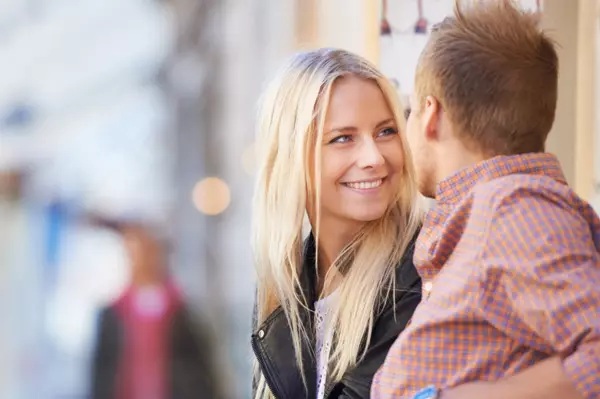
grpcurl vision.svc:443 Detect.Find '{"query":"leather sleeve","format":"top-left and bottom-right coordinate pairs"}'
top-left (331, 251), bottom-right (423, 398)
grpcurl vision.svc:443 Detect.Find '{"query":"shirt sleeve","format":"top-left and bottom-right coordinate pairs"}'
top-left (480, 187), bottom-right (600, 399)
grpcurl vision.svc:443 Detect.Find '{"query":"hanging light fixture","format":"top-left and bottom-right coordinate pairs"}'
top-left (414, 0), bottom-right (428, 34)
top-left (192, 177), bottom-right (231, 216)
top-left (380, 0), bottom-right (392, 36)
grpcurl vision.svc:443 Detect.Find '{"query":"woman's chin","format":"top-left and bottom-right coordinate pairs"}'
top-left (347, 209), bottom-right (387, 223)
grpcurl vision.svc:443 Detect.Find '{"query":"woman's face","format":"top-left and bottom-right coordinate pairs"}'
top-left (312, 75), bottom-right (404, 228)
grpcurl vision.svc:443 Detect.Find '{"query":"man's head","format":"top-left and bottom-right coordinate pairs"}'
top-left (406, 0), bottom-right (558, 198)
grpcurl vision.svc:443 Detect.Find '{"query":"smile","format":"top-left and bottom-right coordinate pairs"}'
top-left (343, 178), bottom-right (384, 190)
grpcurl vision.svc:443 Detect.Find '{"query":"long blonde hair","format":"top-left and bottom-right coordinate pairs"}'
top-left (252, 48), bottom-right (422, 397)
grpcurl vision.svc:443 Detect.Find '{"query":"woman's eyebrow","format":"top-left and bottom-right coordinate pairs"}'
top-left (374, 118), bottom-right (395, 129)
top-left (324, 117), bottom-right (396, 137)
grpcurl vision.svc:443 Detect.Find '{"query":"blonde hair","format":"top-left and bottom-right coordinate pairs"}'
top-left (252, 48), bottom-right (422, 397)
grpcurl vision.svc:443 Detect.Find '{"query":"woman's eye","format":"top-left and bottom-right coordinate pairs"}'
top-left (329, 135), bottom-right (352, 144)
top-left (378, 127), bottom-right (398, 137)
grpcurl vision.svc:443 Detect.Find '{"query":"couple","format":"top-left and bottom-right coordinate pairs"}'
top-left (251, 2), bottom-right (600, 399)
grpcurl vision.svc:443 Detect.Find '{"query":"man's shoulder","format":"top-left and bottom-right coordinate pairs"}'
top-left (469, 173), bottom-right (576, 212)
top-left (467, 173), bottom-right (600, 249)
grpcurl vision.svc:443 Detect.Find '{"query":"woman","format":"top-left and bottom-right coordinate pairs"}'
top-left (251, 48), bottom-right (423, 399)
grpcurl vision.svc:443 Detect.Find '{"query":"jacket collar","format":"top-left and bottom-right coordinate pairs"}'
top-left (300, 233), bottom-right (318, 306)
top-left (253, 228), bottom-right (420, 399)
top-left (300, 229), bottom-right (420, 302)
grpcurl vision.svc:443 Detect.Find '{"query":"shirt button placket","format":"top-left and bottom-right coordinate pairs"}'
top-left (423, 281), bottom-right (433, 300)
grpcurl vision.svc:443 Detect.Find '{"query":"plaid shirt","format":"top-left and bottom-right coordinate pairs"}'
top-left (372, 153), bottom-right (600, 399)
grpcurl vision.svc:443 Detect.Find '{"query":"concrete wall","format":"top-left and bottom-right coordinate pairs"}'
top-left (544, 0), bottom-right (598, 203)
top-left (295, 0), bottom-right (379, 63)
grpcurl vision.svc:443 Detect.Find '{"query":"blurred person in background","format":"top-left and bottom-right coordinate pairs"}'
top-left (90, 217), bottom-right (222, 399)
top-left (251, 48), bottom-right (423, 399)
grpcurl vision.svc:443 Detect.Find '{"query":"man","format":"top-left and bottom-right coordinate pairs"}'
top-left (90, 217), bottom-right (223, 399)
top-left (372, 1), bottom-right (600, 399)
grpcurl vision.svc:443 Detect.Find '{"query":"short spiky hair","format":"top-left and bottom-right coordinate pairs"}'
top-left (415, 0), bottom-right (558, 155)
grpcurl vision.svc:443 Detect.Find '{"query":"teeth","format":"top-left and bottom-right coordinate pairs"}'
top-left (346, 179), bottom-right (383, 190)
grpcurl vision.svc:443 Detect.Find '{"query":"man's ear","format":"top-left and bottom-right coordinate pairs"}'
top-left (423, 95), bottom-right (442, 142)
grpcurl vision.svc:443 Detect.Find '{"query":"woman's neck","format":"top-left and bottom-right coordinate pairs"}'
top-left (313, 216), bottom-right (363, 296)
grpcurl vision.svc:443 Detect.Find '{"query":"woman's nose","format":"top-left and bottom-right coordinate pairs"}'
top-left (355, 139), bottom-right (385, 169)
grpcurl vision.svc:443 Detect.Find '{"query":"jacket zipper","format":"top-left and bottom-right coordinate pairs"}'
top-left (251, 337), bottom-right (282, 399)
top-left (324, 381), bottom-right (335, 398)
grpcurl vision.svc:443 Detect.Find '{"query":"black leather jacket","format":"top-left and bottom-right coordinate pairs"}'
top-left (251, 231), bottom-right (422, 399)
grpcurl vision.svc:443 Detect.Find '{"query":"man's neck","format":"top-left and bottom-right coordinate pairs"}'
top-left (437, 144), bottom-right (487, 187)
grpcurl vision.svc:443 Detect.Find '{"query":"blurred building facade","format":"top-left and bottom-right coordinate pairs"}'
top-left (0, 0), bottom-right (174, 397)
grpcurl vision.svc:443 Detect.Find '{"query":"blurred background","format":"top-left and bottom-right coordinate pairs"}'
top-left (0, 0), bottom-right (597, 398)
